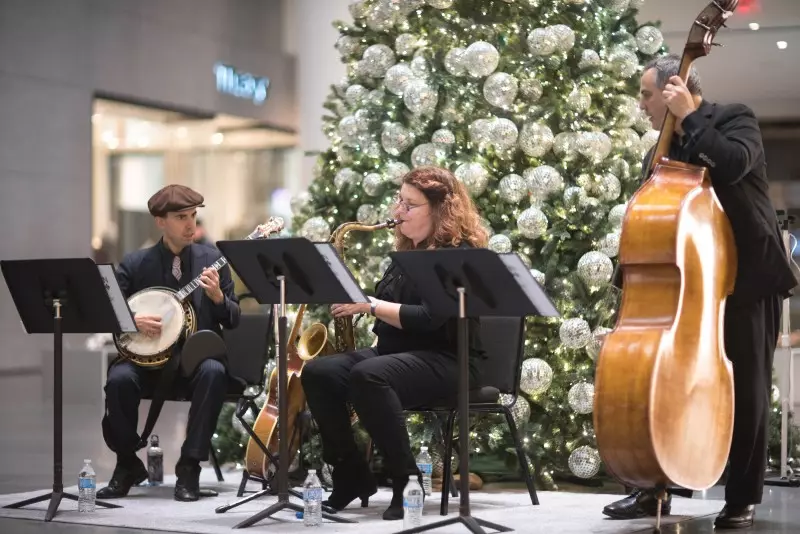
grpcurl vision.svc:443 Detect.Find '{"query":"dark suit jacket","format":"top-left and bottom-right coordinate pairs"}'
top-left (116, 241), bottom-right (241, 338)
top-left (626, 100), bottom-right (797, 302)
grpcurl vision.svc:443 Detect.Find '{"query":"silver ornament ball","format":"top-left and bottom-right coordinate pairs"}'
top-left (559, 318), bottom-right (592, 349)
top-left (577, 251), bottom-right (614, 286)
top-left (488, 234), bottom-right (512, 253)
top-left (517, 207), bottom-right (548, 239)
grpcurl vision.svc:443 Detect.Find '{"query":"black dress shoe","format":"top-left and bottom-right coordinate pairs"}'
top-left (714, 504), bottom-right (755, 529)
top-left (96, 458), bottom-right (148, 499)
top-left (321, 456), bottom-right (378, 511)
top-left (602, 489), bottom-right (671, 519)
top-left (174, 462), bottom-right (201, 502)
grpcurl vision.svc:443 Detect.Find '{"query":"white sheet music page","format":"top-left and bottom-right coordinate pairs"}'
top-left (314, 244), bottom-right (369, 303)
top-left (498, 253), bottom-right (559, 317)
top-left (96, 264), bottom-right (138, 332)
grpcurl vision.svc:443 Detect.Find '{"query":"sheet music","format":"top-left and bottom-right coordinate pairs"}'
top-left (498, 254), bottom-right (559, 317)
top-left (314, 244), bottom-right (369, 303)
top-left (96, 264), bottom-right (139, 333)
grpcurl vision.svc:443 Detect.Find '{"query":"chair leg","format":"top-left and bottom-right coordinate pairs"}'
top-left (431, 413), bottom-right (458, 498)
top-left (209, 440), bottom-right (224, 482)
top-left (503, 407), bottom-right (538, 505)
top-left (440, 410), bottom-right (457, 516)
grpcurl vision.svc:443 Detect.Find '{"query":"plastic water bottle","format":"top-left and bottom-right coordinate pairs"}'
top-left (147, 435), bottom-right (163, 486)
top-left (403, 474), bottom-right (424, 528)
top-left (416, 446), bottom-right (432, 496)
top-left (303, 469), bottom-right (323, 527)
top-left (78, 459), bottom-right (96, 513)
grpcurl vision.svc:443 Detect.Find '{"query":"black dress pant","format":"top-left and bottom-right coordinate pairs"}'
top-left (301, 348), bottom-right (459, 478)
top-left (102, 358), bottom-right (228, 463)
top-left (658, 294), bottom-right (782, 504)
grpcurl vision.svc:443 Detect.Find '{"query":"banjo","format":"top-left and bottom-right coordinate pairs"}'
top-left (114, 217), bottom-right (285, 368)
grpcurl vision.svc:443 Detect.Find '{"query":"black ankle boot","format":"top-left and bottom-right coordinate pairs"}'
top-left (321, 457), bottom-right (378, 511)
top-left (383, 473), bottom-right (424, 521)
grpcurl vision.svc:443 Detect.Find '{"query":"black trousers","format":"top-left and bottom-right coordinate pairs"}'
top-left (102, 358), bottom-right (228, 463)
top-left (301, 348), bottom-right (459, 478)
top-left (658, 294), bottom-right (782, 504)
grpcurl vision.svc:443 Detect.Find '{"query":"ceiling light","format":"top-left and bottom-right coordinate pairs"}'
top-left (777, 41), bottom-right (788, 50)
top-left (749, 23), bottom-right (760, 30)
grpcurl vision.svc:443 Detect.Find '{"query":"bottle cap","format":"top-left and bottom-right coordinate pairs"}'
top-left (309, 469), bottom-right (316, 473)
top-left (421, 446), bottom-right (427, 451)
top-left (84, 459), bottom-right (91, 464)
top-left (409, 474), bottom-right (417, 479)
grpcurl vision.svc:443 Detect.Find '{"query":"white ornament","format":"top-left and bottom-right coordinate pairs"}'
top-left (488, 234), bottom-right (512, 253)
top-left (597, 232), bottom-right (621, 258)
top-left (568, 446), bottom-right (601, 478)
top-left (559, 318), bottom-right (592, 349)
top-left (384, 63), bottom-right (414, 95)
top-left (577, 251), bottom-right (614, 286)
top-left (483, 72), bottom-right (519, 108)
top-left (520, 358), bottom-right (553, 395)
top-left (568, 382), bottom-right (595, 414)
top-left (517, 207), bottom-right (548, 239)
top-left (464, 41), bottom-right (500, 77)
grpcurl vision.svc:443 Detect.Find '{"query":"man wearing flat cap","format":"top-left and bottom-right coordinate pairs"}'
top-left (98, 184), bottom-right (241, 502)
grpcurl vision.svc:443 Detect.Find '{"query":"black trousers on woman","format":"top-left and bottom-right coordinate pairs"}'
top-left (301, 347), bottom-right (459, 478)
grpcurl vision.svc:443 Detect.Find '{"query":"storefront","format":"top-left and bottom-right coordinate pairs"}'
top-left (0, 0), bottom-right (298, 369)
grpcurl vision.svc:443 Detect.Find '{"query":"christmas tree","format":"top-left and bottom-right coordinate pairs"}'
top-left (283, 0), bottom-right (666, 489)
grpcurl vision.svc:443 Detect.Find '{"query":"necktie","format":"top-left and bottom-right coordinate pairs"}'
top-left (172, 256), bottom-right (181, 280)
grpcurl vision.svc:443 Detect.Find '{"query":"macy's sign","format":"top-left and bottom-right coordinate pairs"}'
top-left (213, 62), bottom-right (269, 105)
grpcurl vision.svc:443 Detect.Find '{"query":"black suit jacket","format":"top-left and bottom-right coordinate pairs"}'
top-left (627, 100), bottom-right (797, 302)
top-left (116, 241), bottom-right (241, 337)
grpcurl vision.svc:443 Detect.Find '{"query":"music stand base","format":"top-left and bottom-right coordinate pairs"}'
top-left (232, 499), bottom-right (354, 529)
top-left (764, 476), bottom-right (800, 488)
top-left (396, 515), bottom-right (513, 534)
top-left (4, 491), bottom-right (122, 522)
top-left (217, 487), bottom-right (337, 515)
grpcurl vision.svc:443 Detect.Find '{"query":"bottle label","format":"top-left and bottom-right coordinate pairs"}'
top-left (79, 477), bottom-right (95, 490)
top-left (404, 498), bottom-right (423, 508)
top-left (304, 487), bottom-right (323, 502)
top-left (418, 462), bottom-right (432, 475)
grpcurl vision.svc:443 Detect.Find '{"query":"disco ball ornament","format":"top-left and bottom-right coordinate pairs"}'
top-left (586, 326), bottom-right (612, 360)
top-left (357, 204), bottom-right (379, 225)
top-left (608, 203), bottom-right (628, 229)
top-left (384, 63), bottom-right (414, 95)
top-left (403, 79), bottom-right (438, 115)
top-left (363, 173), bottom-right (384, 196)
top-left (499, 174), bottom-right (527, 204)
top-left (290, 191), bottom-right (312, 214)
top-left (559, 318), bottom-right (592, 349)
top-left (568, 446), bottom-right (601, 478)
top-left (519, 358), bottom-right (553, 395)
top-left (488, 234), bottom-right (512, 253)
top-left (361, 44), bottom-right (396, 77)
top-left (455, 162), bottom-right (490, 196)
top-left (517, 207), bottom-right (548, 239)
top-left (483, 72), bottom-right (519, 108)
top-left (463, 41), bottom-right (500, 77)
top-left (301, 216), bottom-right (332, 242)
top-left (386, 161), bottom-right (410, 184)
top-left (431, 128), bottom-right (456, 147)
top-left (411, 143), bottom-right (446, 168)
top-left (395, 33), bottom-right (420, 56)
top-left (578, 49), bottom-right (601, 70)
top-left (577, 251), bottom-right (614, 286)
top-left (635, 26), bottom-right (664, 55)
top-left (597, 232), bottom-right (621, 258)
top-left (527, 27), bottom-right (557, 56)
top-left (524, 165), bottom-right (563, 200)
top-left (444, 47), bottom-right (467, 76)
top-left (568, 382), bottom-right (595, 414)
top-left (381, 122), bottom-right (414, 155)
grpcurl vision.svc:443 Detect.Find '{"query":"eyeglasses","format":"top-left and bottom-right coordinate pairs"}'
top-left (394, 195), bottom-right (428, 212)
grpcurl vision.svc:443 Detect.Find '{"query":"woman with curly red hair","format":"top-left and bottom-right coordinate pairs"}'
top-left (301, 166), bottom-right (489, 520)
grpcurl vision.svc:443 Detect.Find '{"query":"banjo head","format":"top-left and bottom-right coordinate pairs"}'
top-left (119, 288), bottom-right (186, 359)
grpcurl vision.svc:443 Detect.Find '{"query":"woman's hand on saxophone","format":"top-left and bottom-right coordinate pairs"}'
top-left (331, 302), bottom-right (371, 318)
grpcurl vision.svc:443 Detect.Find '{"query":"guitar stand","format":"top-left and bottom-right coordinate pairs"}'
top-left (216, 400), bottom-right (338, 515)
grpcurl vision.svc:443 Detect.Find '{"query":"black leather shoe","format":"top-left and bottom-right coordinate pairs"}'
top-left (96, 458), bottom-right (148, 499)
top-left (322, 457), bottom-right (378, 511)
top-left (602, 489), bottom-right (671, 519)
top-left (174, 462), bottom-right (201, 502)
top-left (714, 504), bottom-right (755, 529)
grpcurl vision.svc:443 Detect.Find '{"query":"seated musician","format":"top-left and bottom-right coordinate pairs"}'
top-left (301, 166), bottom-right (489, 520)
top-left (602, 54), bottom-right (796, 529)
top-left (97, 185), bottom-right (240, 502)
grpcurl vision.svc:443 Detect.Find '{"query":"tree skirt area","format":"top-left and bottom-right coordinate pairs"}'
top-left (0, 470), bottom-right (723, 534)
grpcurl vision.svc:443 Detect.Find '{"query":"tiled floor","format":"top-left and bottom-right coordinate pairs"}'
top-left (1, 373), bottom-right (798, 533)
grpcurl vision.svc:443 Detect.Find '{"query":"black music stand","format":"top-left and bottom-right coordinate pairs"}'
top-left (389, 248), bottom-right (559, 534)
top-left (216, 237), bottom-right (364, 528)
top-left (0, 258), bottom-right (135, 521)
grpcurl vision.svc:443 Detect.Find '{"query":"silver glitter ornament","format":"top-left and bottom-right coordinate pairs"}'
top-left (519, 78), bottom-right (543, 101)
top-left (395, 33), bottom-right (420, 56)
top-left (609, 48), bottom-right (639, 78)
top-left (568, 446), bottom-right (601, 478)
top-left (578, 49), bottom-right (601, 70)
top-left (411, 143), bottom-right (446, 167)
top-left (641, 130), bottom-right (660, 152)
top-left (363, 173), bottom-right (384, 196)
top-left (490, 118), bottom-right (519, 151)
top-left (362, 44), bottom-right (396, 77)
top-left (381, 122), bottom-right (414, 156)
top-left (635, 26), bottom-right (663, 55)
top-left (431, 128), bottom-right (456, 147)
top-left (444, 47), bottom-right (467, 76)
top-left (605, 0), bottom-right (630, 13)
top-left (499, 174), bottom-right (527, 204)
top-left (349, 0), bottom-right (368, 19)
top-left (577, 251), bottom-right (614, 286)
top-left (410, 56), bottom-right (429, 79)
top-left (567, 87), bottom-right (592, 113)
top-left (334, 168), bottom-right (359, 190)
top-left (357, 204), bottom-right (380, 225)
top-left (338, 116), bottom-right (360, 145)
top-left (586, 326), bottom-right (612, 360)
top-left (290, 191), bottom-right (312, 214)
top-left (483, 72), bottom-right (519, 108)
top-left (403, 79), bottom-right (438, 115)
top-left (488, 234), bottom-right (512, 253)
top-left (520, 358), bottom-right (553, 395)
top-left (527, 27), bottom-right (557, 56)
top-left (301, 216), bottom-right (332, 242)
top-left (454, 162), bottom-right (490, 196)
top-left (553, 132), bottom-right (577, 159)
top-left (550, 24), bottom-right (576, 52)
top-left (509, 396), bottom-right (531, 427)
top-left (608, 203), bottom-right (628, 228)
top-left (563, 186), bottom-right (587, 208)
top-left (354, 109), bottom-right (371, 131)
top-left (597, 173), bottom-right (621, 201)
top-left (336, 36), bottom-right (361, 58)
top-left (345, 84), bottom-right (369, 106)
top-left (519, 122), bottom-right (554, 158)
top-left (517, 207), bottom-right (548, 239)
top-left (568, 382), bottom-right (595, 414)
top-left (464, 41), bottom-right (500, 77)
top-left (366, 0), bottom-right (396, 32)
top-left (597, 232), bottom-right (621, 258)
top-left (386, 161), bottom-right (410, 184)
top-left (469, 118), bottom-right (494, 149)
top-left (559, 318), bottom-right (592, 349)
top-left (384, 63), bottom-right (414, 95)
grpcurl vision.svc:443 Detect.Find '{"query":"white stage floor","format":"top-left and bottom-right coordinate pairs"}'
top-left (0, 469), bottom-right (725, 534)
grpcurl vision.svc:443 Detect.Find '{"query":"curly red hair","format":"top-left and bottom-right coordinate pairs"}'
top-left (394, 166), bottom-right (489, 251)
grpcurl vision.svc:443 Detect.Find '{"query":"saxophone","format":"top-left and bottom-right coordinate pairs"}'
top-left (293, 218), bottom-right (399, 360)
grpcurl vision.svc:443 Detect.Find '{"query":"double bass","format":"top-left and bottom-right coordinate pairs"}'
top-left (593, 0), bottom-right (739, 528)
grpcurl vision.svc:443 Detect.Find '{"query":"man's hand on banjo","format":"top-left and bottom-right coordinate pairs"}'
top-left (199, 267), bottom-right (224, 305)
top-left (135, 315), bottom-right (162, 337)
